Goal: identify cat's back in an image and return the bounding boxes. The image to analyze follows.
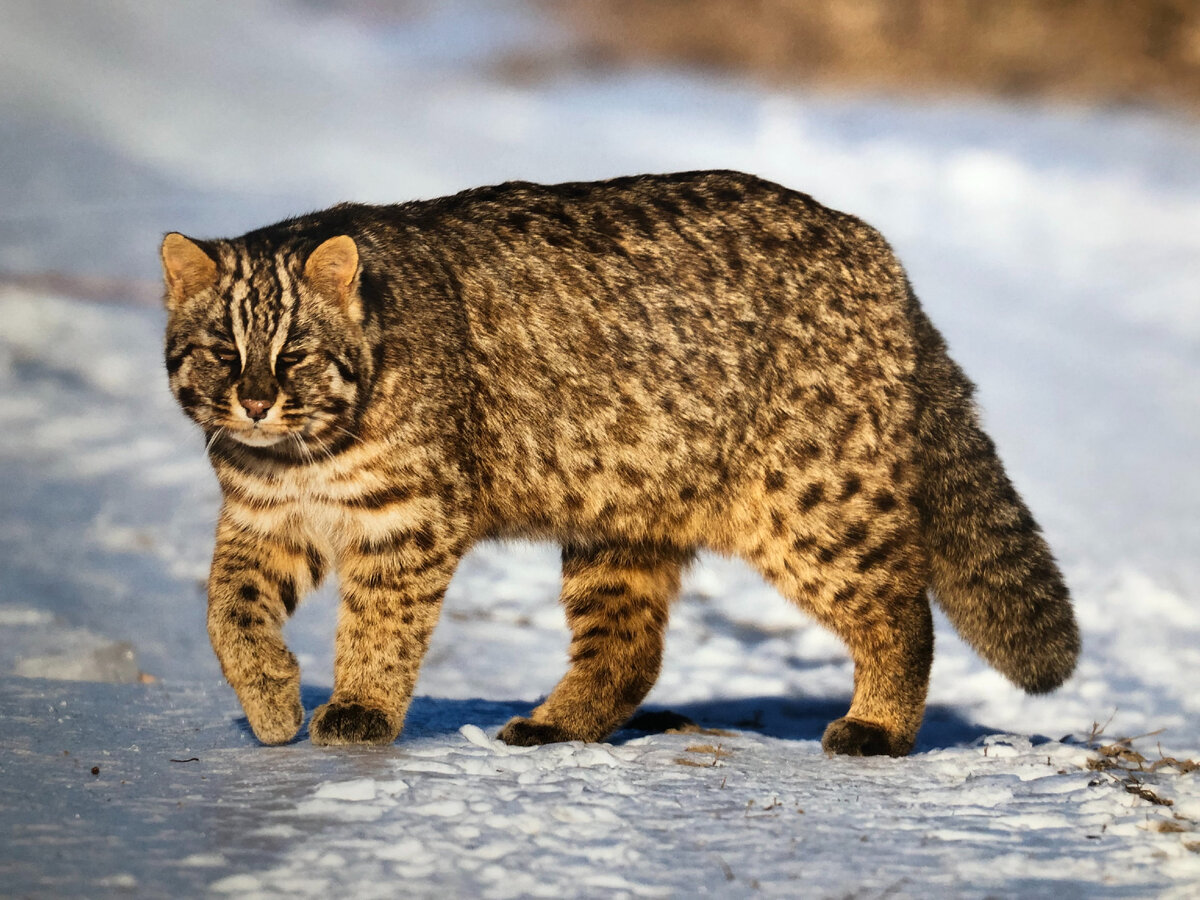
[279,171,905,348]
[392,170,912,382]
[404,169,857,294]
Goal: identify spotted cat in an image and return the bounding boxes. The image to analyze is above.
[161,171,1078,756]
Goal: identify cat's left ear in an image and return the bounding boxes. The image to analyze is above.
[304,235,362,322]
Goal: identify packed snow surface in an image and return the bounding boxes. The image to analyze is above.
[2,0,1199,897]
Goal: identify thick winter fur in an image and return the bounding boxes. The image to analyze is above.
[161,171,1079,757]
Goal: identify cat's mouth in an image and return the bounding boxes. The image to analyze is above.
[222,415,333,451]
[226,425,290,448]
[213,400,346,455]
[220,391,296,448]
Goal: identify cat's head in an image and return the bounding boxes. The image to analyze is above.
[161,232,370,459]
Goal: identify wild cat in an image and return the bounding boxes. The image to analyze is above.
[161,170,1078,757]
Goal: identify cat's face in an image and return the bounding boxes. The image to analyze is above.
[161,233,368,458]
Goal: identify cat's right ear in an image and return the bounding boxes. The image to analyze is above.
[161,233,217,312]
[304,235,363,323]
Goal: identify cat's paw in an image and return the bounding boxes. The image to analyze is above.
[821,716,912,757]
[497,717,575,746]
[241,676,304,745]
[309,701,399,746]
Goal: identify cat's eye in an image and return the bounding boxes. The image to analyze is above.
[213,347,240,364]
[276,350,307,370]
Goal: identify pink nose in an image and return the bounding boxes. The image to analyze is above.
[240,398,272,421]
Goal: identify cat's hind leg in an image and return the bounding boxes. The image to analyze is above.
[747,516,933,757]
[498,540,692,746]
[815,583,933,757]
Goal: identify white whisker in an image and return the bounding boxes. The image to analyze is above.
[205,426,225,454]
[309,433,337,463]
[289,431,314,464]
[326,422,362,445]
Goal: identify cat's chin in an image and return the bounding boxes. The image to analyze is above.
[227,428,290,448]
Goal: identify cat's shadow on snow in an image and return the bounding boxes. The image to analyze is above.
[268,685,996,752]
[623,697,1000,752]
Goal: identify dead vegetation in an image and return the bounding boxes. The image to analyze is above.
[546,0,1200,114]
[675,743,734,767]
[1083,718,1200,841]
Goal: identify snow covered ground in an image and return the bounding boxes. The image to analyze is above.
[2,0,1199,896]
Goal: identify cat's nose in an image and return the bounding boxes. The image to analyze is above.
[240,398,272,421]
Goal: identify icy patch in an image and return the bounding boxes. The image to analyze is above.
[176,854,226,868]
[0,605,54,626]
[291,798,386,823]
[96,873,138,890]
[1,606,143,683]
[14,639,140,683]
[209,873,264,894]
[312,778,379,802]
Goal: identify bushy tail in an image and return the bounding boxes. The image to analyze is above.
[911,303,1079,693]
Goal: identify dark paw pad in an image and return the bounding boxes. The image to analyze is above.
[309,702,397,746]
[497,717,574,746]
[821,717,909,757]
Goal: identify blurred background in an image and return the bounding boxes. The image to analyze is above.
[3,0,1199,298]
[555,0,1200,107]
[1,0,1198,742]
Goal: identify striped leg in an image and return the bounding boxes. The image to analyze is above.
[746,519,933,757]
[818,586,933,757]
[308,526,464,746]
[498,541,692,746]
[207,506,326,745]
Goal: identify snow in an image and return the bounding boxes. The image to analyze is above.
[2,0,1199,896]
[4,682,1197,898]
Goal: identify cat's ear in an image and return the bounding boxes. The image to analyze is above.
[304,235,362,322]
[161,233,217,312]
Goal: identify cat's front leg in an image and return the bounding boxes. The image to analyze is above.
[309,525,464,746]
[207,506,326,745]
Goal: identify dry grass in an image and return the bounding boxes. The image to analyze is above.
[675,742,733,767]
[546,0,1200,114]
[1082,719,1200,838]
